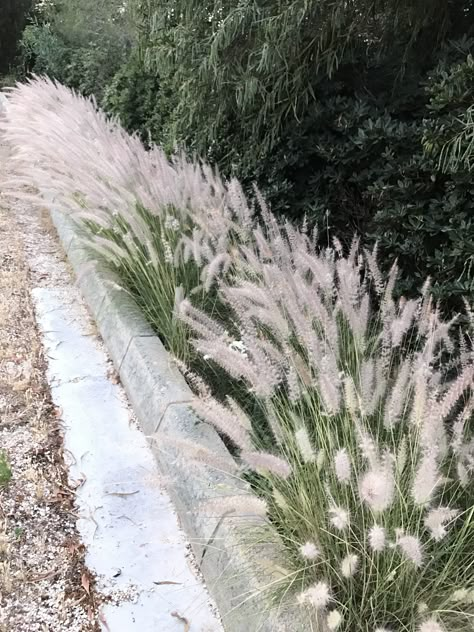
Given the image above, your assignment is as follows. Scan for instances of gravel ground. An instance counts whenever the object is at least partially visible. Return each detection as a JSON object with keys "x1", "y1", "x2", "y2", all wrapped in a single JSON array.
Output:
[{"x1": 0, "y1": 143, "x2": 100, "y2": 631}]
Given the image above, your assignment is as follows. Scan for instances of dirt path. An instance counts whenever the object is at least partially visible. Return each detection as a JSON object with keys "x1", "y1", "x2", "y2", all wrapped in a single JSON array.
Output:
[
  {"x1": 0, "y1": 144, "x2": 100, "y2": 631},
  {"x1": 0, "y1": 128, "x2": 224, "y2": 631}
]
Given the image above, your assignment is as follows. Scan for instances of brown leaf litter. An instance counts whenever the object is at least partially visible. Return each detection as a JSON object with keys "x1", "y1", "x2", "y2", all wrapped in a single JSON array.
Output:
[{"x1": 0, "y1": 144, "x2": 100, "y2": 631}]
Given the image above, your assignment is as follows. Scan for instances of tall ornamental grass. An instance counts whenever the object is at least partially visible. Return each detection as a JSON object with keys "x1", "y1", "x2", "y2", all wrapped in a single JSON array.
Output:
[
  {"x1": 1, "y1": 76, "x2": 254, "y2": 359},
  {"x1": 179, "y1": 218, "x2": 474, "y2": 631},
  {"x1": 2, "y1": 78, "x2": 474, "y2": 631}
]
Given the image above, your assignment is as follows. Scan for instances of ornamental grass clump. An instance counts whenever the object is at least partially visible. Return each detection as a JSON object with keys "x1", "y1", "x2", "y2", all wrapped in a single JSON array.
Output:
[
  {"x1": 3, "y1": 77, "x2": 474, "y2": 630},
  {"x1": 0, "y1": 76, "x2": 255, "y2": 358},
  {"x1": 178, "y1": 218, "x2": 474, "y2": 631}
]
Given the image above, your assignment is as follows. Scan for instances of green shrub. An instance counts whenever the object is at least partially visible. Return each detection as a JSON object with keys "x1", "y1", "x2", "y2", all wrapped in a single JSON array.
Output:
[
  {"x1": 103, "y1": 55, "x2": 165, "y2": 144},
  {"x1": 139, "y1": 0, "x2": 456, "y2": 156},
  {"x1": 215, "y1": 37, "x2": 474, "y2": 313},
  {"x1": 0, "y1": 0, "x2": 32, "y2": 74},
  {"x1": 424, "y1": 48, "x2": 474, "y2": 174},
  {"x1": 21, "y1": 22, "x2": 71, "y2": 79},
  {"x1": 304, "y1": 38, "x2": 474, "y2": 311}
]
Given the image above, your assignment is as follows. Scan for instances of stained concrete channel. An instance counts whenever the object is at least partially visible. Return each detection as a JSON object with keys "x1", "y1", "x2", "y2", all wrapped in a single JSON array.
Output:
[{"x1": 32, "y1": 286, "x2": 223, "y2": 632}]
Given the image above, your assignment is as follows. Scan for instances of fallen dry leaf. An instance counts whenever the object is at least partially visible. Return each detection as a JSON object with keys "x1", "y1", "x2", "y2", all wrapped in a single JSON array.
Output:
[
  {"x1": 0, "y1": 146, "x2": 100, "y2": 629},
  {"x1": 171, "y1": 611, "x2": 190, "y2": 632},
  {"x1": 27, "y1": 569, "x2": 59, "y2": 583},
  {"x1": 81, "y1": 571, "x2": 91, "y2": 595},
  {"x1": 98, "y1": 611, "x2": 111, "y2": 631}
]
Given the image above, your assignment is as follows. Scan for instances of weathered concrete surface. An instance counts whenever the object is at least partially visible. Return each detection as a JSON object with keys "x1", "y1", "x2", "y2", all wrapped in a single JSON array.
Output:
[{"x1": 33, "y1": 287, "x2": 223, "y2": 632}]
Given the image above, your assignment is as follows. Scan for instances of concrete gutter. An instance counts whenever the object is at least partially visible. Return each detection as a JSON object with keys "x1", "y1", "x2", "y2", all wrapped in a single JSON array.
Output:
[
  {"x1": 32, "y1": 286, "x2": 223, "y2": 632},
  {"x1": 46, "y1": 207, "x2": 314, "y2": 632}
]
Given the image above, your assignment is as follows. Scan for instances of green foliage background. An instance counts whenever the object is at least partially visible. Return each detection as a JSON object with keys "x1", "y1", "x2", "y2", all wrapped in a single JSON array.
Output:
[
  {"x1": 20, "y1": 0, "x2": 135, "y2": 100},
  {"x1": 11, "y1": 0, "x2": 474, "y2": 311}
]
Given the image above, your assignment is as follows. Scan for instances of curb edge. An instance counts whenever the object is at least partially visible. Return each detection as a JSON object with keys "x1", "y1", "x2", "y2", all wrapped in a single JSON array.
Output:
[{"x1": 47, "y1": 204, "x2": 313, "y2": 632}]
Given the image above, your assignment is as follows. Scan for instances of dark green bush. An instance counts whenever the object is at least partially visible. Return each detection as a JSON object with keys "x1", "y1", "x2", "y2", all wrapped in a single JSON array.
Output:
[
  {"x1": 21, "y1": 22, "x2": 71, "y2": 80},
  {"x1": 135, "y1": 0, "x2": 474, "y2": 313},
  {"x1": 102, "y1": 55, "x2": 165, "y2": 144},
  {"x1": 303, "y1": 38, "x2": 474, "y2": 308}
]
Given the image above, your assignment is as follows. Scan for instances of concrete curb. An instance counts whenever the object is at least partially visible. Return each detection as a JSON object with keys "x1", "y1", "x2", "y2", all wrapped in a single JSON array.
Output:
[{"x1": 46, "y1": 206, "x2": 314, "y2": 632}]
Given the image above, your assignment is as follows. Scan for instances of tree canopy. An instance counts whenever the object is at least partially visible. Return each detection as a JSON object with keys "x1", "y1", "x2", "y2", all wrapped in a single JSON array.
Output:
[{"x1": 137, "y1": 0, "x2": 468, "y2": 155}]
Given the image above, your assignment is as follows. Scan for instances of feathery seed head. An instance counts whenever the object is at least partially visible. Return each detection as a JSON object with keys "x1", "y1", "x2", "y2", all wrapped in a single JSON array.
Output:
[
  {"x1": 397, "y1": 533, "x2": 423, "y2": 567},
  {"x1": 412, "y1": 452, "x2": 442, "y2": 506},
  {"x1": 272, "y1": 487, "x2": 288, "y2": 511},
  {"x1": 202, "y1": 495, "x2": 268, "y2": 518},
  {"x1": 357, "y1": 427, "x2": 378, "y2": 466},
  {"x1": 418, "y1": 618, "x2": 444, "y2": 632},
  {"x1": 343, "y1": 377, "x2": 358, "y2": 415},
  {"x1": 326, "y1": 609, "x2": 343, "y2": 630},
  {"x1": 457, "y1": 461, "x2": 469, "y2": 487},
  {"x1": 334, "y1": 448, "x2": 352, "y2": 483},
  {"x1": 162, "y1": 436, "x2": 238, "y2": 475},
  {"x1": 297, "y1": 581, "x2": 331, "y2": 609},
  {"x1": 368, "y1": 525, "x2": 386, "y2": 552},
  {"x1": 359, "y1": 466, "x2": 395, "y2": 512},
  {"x1": 360, "y1": 358, "x2": 375, "y2": 412},
  {"x1": 287, "y1": 365, "x2": 301, "y2": 402},
  {"x1": 329, "y1": 506, "x2": 350, "y2": 531},
  {"x1": 295, "y1": 427, "x2": 316, "y2": 463},
  {"x1": 225, "y1": 396, "x2": 253, "y2": 431},
  {"x1": 318, "y1": 355, "x2": 342, "y2": 414},
  {"x1": 192, "y1": 397, "x2": 251, "y2": 450},
  {"x1": 396, "y1": 436, "x2": 408, "y2": 475},
  {"x1": 365, "y1": 243, "x2": 384, "y2": 296},
  {"x1": 424, "y1": 507, "x2": 459, "y2": 540},
  {"x1": 385, "y1": 360, "x2": 412, "y2": 429},
  {"x1": 340, "y1": 553, "x2": 359, "y2": 578},
  {"x1": 240, "y1": 450, "x2": 292, "y2": 479},
  {"x1": 451, "y1": 588, "x2": 469, "y2": 602},
  {"x1": 299, "y1": 541, "x2": 320, "y2": 561},
  {"x1": 316, "y1": 449, "x2": 326, "y2": 470}
]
